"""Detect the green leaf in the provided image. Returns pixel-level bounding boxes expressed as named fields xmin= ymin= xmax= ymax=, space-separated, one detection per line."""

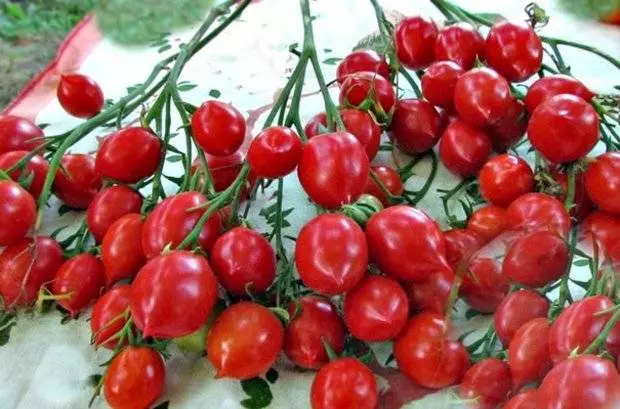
xmin=208 ymin=89 xmax=221 ymax=98
xmin=58 ymin=204 xmax=75 ymax=216
xmin=353 ymin=31 xmax=391 ymax=55
xmin=322 ymin=57 xmax=342 ymax=65
xmin=465 ymin=309 xmax=482 ymax=321
xmin=5 ymin=2 xmax=27 ymax=20
xmin=157 ymin=44 xmax=172 ymax=53
xmin=37 ymin=123 xmax=50 ymax=130
xmin=0 ymin=311 xmax=17 ymax=347
xmin=166 ymin=154 xmax=184 ymax=163
xmin=323 ymin=48 xmax=332 ymax=53
xmin=573 ymin=259 xmax=590 ymax=267
xmin=474 ymin=12 xmax=506 ymax=23
xmin=265 ymin=368 xmax=278 ymax=384
xmin=240 ymin=378 xmax=273 ymax=409
xmin=163 ymin=174 xmax=184 ymax=186
xmin=178 ymin=83 xmax=197 ymax=92
xmin=87 ymin=374 xmax=103 ymax=387
xmin=384 ymin=353 xmax=394 ymax=366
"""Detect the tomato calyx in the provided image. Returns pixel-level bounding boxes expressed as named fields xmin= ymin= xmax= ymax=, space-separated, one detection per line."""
xmin=341 ymin=193 xmax=384 ymax=227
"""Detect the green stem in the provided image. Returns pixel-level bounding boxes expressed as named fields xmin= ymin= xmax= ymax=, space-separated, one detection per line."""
xmin=406 ymin=151 xmax=438 ymax=205
xmin=564 ymin=164 xmax=576 ymax=213
xmin=583 ymin=309 xmax=620 ymax=354
xmin=398 ymin=67 xmax=422 ymax=98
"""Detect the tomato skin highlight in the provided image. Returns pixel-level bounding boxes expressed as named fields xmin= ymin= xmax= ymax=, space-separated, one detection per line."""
xmin=454 ymin=67 xmax=512 ymax=127
xmin=338 ymin=71 xmax=396 ymax=115
xmin=581 ymin=211 xmax=620 ymax=263
xmin=101 ymin=214 xmax=145 ymax=285
xmin=434 ymin=22 xmax=484 ymax=70
xmin=390 ymin=99 xmax=445 ymax=154
xmin=0 ymin=150 xmax=49 ymax=198
xmin=503 ymin=390 xmax=539 ymax=409
xmin=336 ymin=50 xmax=390 ymax=84
xmin=394 ymin=16 xmax=438 ymax=70
xmin=494 ymin=289 xmax=550 ymax=346
xmin=466 ymin=205 xmax=508 ymax=244
xmin=86 ymin=185 xmax=143 ymax=243
xmin=247 ymin=126 xmax=302 ymax=179
xmin=585 ymin=152 xmax=620 ymax=215
xmin=57 ymin=73 xmax=104 ymax=118
xmin=506 ymin=192 xmax=571 ymax=237
xmin=191 ymin=100 xmax=246 ymax=157
xmin=310 ymin=357 xmax=378 ymax=409
xmin=459 ymin=358 xmax=512 ymax=409
xmin=0 ymin=180 xmax=36 ymax=246
xmin=508 ymin=318 xmax=552 ymax=389
xmin=525 ymin=74 xmax=594 ymax=113
xmin=421 ymin=61 xmax=463 ymax=109
xmin=52 ymin=254 xmax=105 ymax=317
xmin=439 ymin=119 xmax=492 ymax=177
xmin=53 ymin=154 xmax=102 ymax=209
xmin=90 ymin=285 xmax=131 ymax=350
xmin=0 ymin=115 xmax=44 ymax=154
xmin=479 ymin=154 xmax=534 ymax=207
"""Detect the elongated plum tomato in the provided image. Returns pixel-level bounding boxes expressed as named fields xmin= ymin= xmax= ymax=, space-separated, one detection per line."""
xmin=95 ymin=127 xmax=162 ymax=183
xmin=439 ymin=119 xmax=492 ymax=177
xmin=0 ymin=236 xmax=63 ymax=308
xmin=421 ymin=61 xmax=464 ymax=109
xmin=466 ymin=205 xmax=508 ymax=243
xmin=310 ymin=358 xmax=378 ymax=409
xmin=283 ymin=296 xmax=345 ymax=369
xmin=527 ymin=94 xmax=599 ymax=164
xmin=0 ymin=150 xmax=49 ymax=198
xmin=503 ymin=390 xmax=539 ymax=409
xmin=366 ymin=205 xmax=451 ymax=282
xmin=394 ymin=16 xmax=438 ymax=70
xmin=210 ymin=227 xmax=276 ymax=296
xmin=0 ymin=180 xmax=36 ymax=246
xmin=247 ymin=126 xmax=302 ymax=179
xmin=191 ymin=100 xmax=246 ymax=157
xmin=479 ymin=154 xmax=534 ymax=207
xmin=338 ymin=71 xmax=396 ymax=115
xmin=506 ymin=192 xmax=570 ymax=237
xmin=344 ymin=275 xmax=409 ymax=342
xmin=407 ymin=268 xmax=454 ymax=315
xmin=51 ymin=254 xmax=105 ymax=317
xmin=0 ymin=115 xmax=44 ymax=154
xmin=460 ymin=257 xmax=508 ymax=313
xmin=52 ymin=154 xmax=102 ymax=209
xmin=390 ymin=99 xmax=445 ymax=154
xmin=443 ymin=228 xmax=483 ymax=270
xmin=394 ymin=312 xmax=470 ymax=389
xmin=86 ymin=185 xmax=143 ymax=243
xmin=459 ymin=358 xmax=512 ymax=409
xmin=103 ymin=346 xmax=165 ymax=409
xmin=525 ymin=74 xmax=594 ymax=113
xmin=57 ymin=73 xmax=104 ymax=118
xmin=485 ymin=21 xmax=542 ymax=82
xmin=131 ymin=251 xmax=217 ymax=338
xmin=585 ymin=152 xmax=620 ymax=215
xmin=295 ymin=213 xmax=367 ymax=295
xmin=336 ymin=50 xmax=390 ymax=84
xmin=494 ymin=290 xmax=550 ymax=346
xmin=581 ymin=211 xmax=620 ymax=263
xmin=486 ymin=98 xmax=528 ymax=152
xmin=207 ymin=302 xmax=284 ymax=380
xmin=454 ymin=68 xmax=512 ymax=127
xmin=102 ymin=214 xmax=145 ymax=285
xmin=297 ymin=132 xmax=369 ymax=209
xmin=90 ymin=285 xmax=131 ymax=349
xmin=364 ymin=165 xmax=403 ymax=207
xmin=434 ymin=22 xmax=484 ymax=70
xmin=508 ymin=318 xmax=552 ymax=389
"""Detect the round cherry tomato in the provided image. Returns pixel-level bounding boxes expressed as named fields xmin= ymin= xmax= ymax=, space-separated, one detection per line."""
xmin=102 ymin=214 xmax=145 ymax=285
xmin=339 ymin=71 xmax=396 ymax=115
xmin=508 ymin=318 xmax=552 ymax=389
xmin=479 ymin=154 xmax=534 ymax=207
xmin=247 ymin=126 xmax=302 ymax=179
xmin=407 ymin=268 xmax=455 ymax=315
xmin=0 ymin=115 xmax=44 ymax=154
xmin=439 ymin=119 xmax=492 ymax=177
xmin=506 ymin=192 xmax=571 ymax=237
xmin=581 ymin=211 xmax=620 ymax=263
xmin=585 ymin=152 xmax=620 ymax=215
xmin=103 ymin=346 xmax=165 ymax=409
xmin=367 ymin=205 xmax=450 ymax=282
xmin=459 ymin=358 xmax=512 ymax=409
xmin=503 ymin=390 xmax=539 ymax=409
xmin=527 ymin=94 xmax=599 ymax=164
xmin=210 ymin=227 xmax=276 ymax=296
xmin=86 ymin=185 xmax=143 ymax=243
xmin=297 ymin=132 xmax=369 ymax=209
xmin=0 ymin=180 xmax=36 ymax=246
xmin=310 ymin=358 xmax=378 ymax=409
xmin=53 ymin=153 xmax=102 ymax=209
xmin=90 ymin=285 xmax=131 ymax=349
xmin=394 ymin=16 xmax=438 ymax=70
xmin=486 ymin=98 xmax=528 ymax=152
xmin=444 ymin=228 xmax=483 ymax=270
xmin=51 ymin=254 xmax=105 ymax=317
xmin=364 ymin=165 xmax=403 ymax=207
xmin=336 ymin=50 xmax=390 ymax=84
xmin=454 ymin=68 xmax=512 ymax=127
xmin=485 ymin=21 xmax=542 ymax=82
xmin=494 ymin=290 xmax=550 ymax=346
xmin=57 ymin=73 xmax=104 ymax=118
xmin=390 ymin=99 xmax=445 ymax=154
xmin=191 ymin=100 xmax=246 ymax=157
xmin=295 ymin=213 xmax=367 ymax=295
xmin=525 ymin=74 xmax=594 ymax=113
xmin=283 ymin=295 xmax=346 ymax=369
xmin=434 ymin=22 xmax=484 ymax=70
xmin=460 ymin=257 xmax=508 ymax=313
xmin=207 ymin=302 xmax=284 ymax=380
xmin=0 ymin=150 xmax=49 ymax=198
xmin=0 ymin=236 xmax=63 ymax=308
xmin=421 ymin=61 xmax=464 ymax=109
xmin=467 ymin=205 xmax=508 ymax=243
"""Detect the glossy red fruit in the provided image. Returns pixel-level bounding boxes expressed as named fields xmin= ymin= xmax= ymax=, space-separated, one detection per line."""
xmin=487 ymin=98 xmax=528 ymax=152
xmin=459 ymin=358 xmax=512 ymax=409
xmin=606 ymin=321 xmax=620 ymax=358
xmin=0 ymin=236 xmax=63 ymax=308
xmin=344 ymin=275 xmax=409 ymax=342
xmin=527 ymin=94 xmax=599 ymax=164
xmin=336 ymin=50 xmax=390 ymax=84
xmin=0 ymin=150 xmax=49 ymax=198
xmin=454 ymin=68 xmax=512 ymax=127
xmin=247 ymin=126 xmax=302 ymax=179
xmin=525 ymin=74 xmax=594 ymax=113
xmin=210 ymin=227 xmax=276 ymax=296
xmin=421 ymin=61 xmax=464 ymax=109
xmin=434 ymin=22 xmax=485 ymax=70
xmin=57 ymin=73 xmax=104 ymax=118
xmin=86 ymin=185 xmax=143 ymax=243
xmin=551 ymin=168 xmax=593 ymax=222
xmin=339 ymin=71 xmax=396 ymax=115
xmin=364 ymin=165 xmax=403 ymax=207
xmin=0 ymin=180 xmax=35 ymax=246
xmin=90 ymin=285 xmax=131 ymax=349
xmin=131 ymin=251 xmax=218 ymax=338
xmin=53 ymin=154 xmax=102 ymax=209
xmin=390 ymin=99 xmax=445 ymax=154
xmin=310 ymin=358 xmax=378 ymax=409
xmin=103 ymin=346 xmax=165 ymax=409
xmin=407 ymin=268 xmax=455 ymax=315
xmin=207 ymin=302 xmax=284 ymax=380
xmin=192 ymin=151 xmax=256 ymax=194
xmin=460 ymin=257 xmax=508 ymax=313
xmin=585 ymin=152 xmax=620 ymax=215
xmin=494 ymin=290 xmax=550 ymax=346
xmin=444 ymin=228 xmax=483 ymax=270
xmin=298 ymin=132 xmax=369 ymax=209
xmin=467 ymin=205 xmax=508 ymax=244
xmin=283 ymin=296 xmax=346 ymax=369
xmin=506 ymin=192 xmax=571 ymax=237
xmin=503 ymin=390 xmax=539 ymax=409
xmin=394 ymin=16 xmax=438 ymax=70
xmin=582 ymin=211 xmax=620 ymax=263
xmin=485 ymin=21 xmax=542 ymax=82
xmin=439 ymin=119 xmax=492 ymax=177
xmin=295 ymin=213 xmax=367 ymax=295
xmin=51 ymin=254 xmax=105 ymax=317
xmin=191 ymin=100 xmax=246 ymax=156
xmin=479 ymin=154 xmax=534 ymax=207
xmin=508 ymin=318 xmax=552 ymax=389
xmin=0 ymin=115 xmax=44 ymax=154
xmin=102 ymin=214 xmax=145 ymax=285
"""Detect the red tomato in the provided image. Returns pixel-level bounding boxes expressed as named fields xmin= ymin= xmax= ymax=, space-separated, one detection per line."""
xmin=479 ymin=154 xmax=534 ymax=207
xmin=581 ymin=211 xmax=620 ymax=263
xmin=485 ymin=21 xmax=542 ymax=82
xmin=551 ymin=167 xmax=593 ymax=222
xmin=210 ymin=227 xmax=276 ymax=296
xmin=90 ymin=285 xmax=131 ymax=349
xmin=460 ymin=257 xmax=508 ymax=313
xmin=101 ymin=214 xmax=145 ymax=285
xmin=444 ymin=228 xmax=484 ymax=270
xmin=310 ymin=358 xmax=378 ymax=409
xmin=394 ymin=16 xmax=438 ymax=70
xmin=297 ymin=132 xmax=369 ymax=209
xmin=503 ymin=390 xmax=539 ymax=409
xmin=407 ymin=268 xmax=455 ymax=315
xmin=421 ymin=61 xmax=464 ymax=109
xmin=57 ymin=73 xmax=104 ymax=118
xmin=103 ymin=346 xmax=165 ymax=409
xmin=459 ymin=358 xmax=512 ymax=409
xmin=192 ymin=152 xmax=256 ymax=194
xmin=508 ymin=318 xmax=552 ymax=388
xmin=53 ymin=154 xmax=102 ymax=209
xmin=191 ymin=100 xmax=246 ymax=157
xmin=525 ymin=74 xmax=594 ymax=113
xmin=606 ymin=321 xmax=620 ymax=358
xmin=454 ymin=68 xmax=512 ymax=127
xmin=283 ymin=296 xmax=346 ymax=369
xmin=390 ymin=99 xmax=445 ymax=154
xmin=0 ymin=236 xmax=63 ymax=308
xmin=585 ymin=152 xmax=620 ymax=215
xmin=0 ymin=150 xmax=49 ymax=198
xmin=247 ymin=126 xmax=302 ymax=179
xmin=207 ymin=302 xmax=284 ymax=380
xmin=506 ymin=192 xmax=571 ymax=237
xmin=130 ymin=251 xmax=218 ymax=338
xmin=51 ymin=254 xmax=105 ymax=317
xmin=0 ymin=115 xmax=44 ymax=154
xmin=0 ymin=180 xmax=36 ymax=246
xmin=439 ymin=119 xmax=492 ymax=177
xmin=86 ymin=185 xmax=143 ymax=243
xmin=486 ymin=98 xmax=528 ymax=152
xmin=295 ymin=213 xmax=367 ymax=295
xmin=494 ymin=289 xmax=550 ymax=346
xmin=527 ymin=94 xmax=599 ymax=164
xmin=434 ymin=22 xmax=484 ymax=70
xmin=336 ymin=50 xmax=390 ymax=84
xmin=466 ymin=205 xmax=508 ymax=244
xmin=364 ymin=165 xmax=403 ymax=207
xmin=339 ymin=71 xmax=396 ymax=115
xmin=394 ymin=312 xmax=470 ymax=389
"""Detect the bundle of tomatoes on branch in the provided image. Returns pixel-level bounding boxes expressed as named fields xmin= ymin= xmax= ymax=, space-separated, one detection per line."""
xmin=0 ymin=0 xmax=619 ymax=408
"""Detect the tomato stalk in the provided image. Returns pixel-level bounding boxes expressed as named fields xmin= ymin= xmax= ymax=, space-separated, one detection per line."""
xmin=582 ymin=308 xmax=620 ymax=354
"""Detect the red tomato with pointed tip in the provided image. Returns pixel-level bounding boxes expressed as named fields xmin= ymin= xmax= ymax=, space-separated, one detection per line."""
xmin=508 ymin=318 xmax=552 ymax=389
xmin=339 ymin=71 xmax=396 ymax=115
xmin=506 ymin=192 xmax=571 ymax=237
xmin=487 ymin=98 xmax=528 ymax=152
xmin=467 ymin=205 xmax=508 ymax=243
xmin=0 ymin=180 xmax=36 ymax=246
xmin=551 ymin=168 xmax=593 ymax=222
xmin=503 ymin=390 xmax=539 ymax=409
xmin=283 ymin=296 xmax=346 ymax=369
xmin=461 ymin=257 xmax=508 ymax=313
xmin=53 ymin=154 xmax=102 ymax=209
xmin=90 ymin=285 xmax=131 ymax=350
xmin=247 ymin=126 xmax=302 ymax=179
xmin=0 ymin=150 xmax=49 ymax=198
xmin=336 ymin=50 xmax=390 ymax=84
xmin=434 ymin=22 xmax=484 ymax=70
xmin=87 ymin=185 xmax=143 ymax=243
xmin=310 ymin=358 xmax=378 ymax=409
xmin=485 ymin=21 xmax=542 ymax=82
xmin=394 ymin=16 xmax=438 ymax=70
xmin=407 ymin=268 xmax=455 ymax=315
xmin=479 ymin=154 xmax=534 ymax=207
xmin=390 ymin=99 xmax=445 ymax=154
xmin=421 ymin=61 xmax=464 ymax=109
xmin=585 ymin=152 xmax=620 ymax=215
xmin=364 ymin=165 xmax=403 ymax=207
xmin=207 ymin=302 xmax=283 ymax=380
xmin=494 ymin=290 xmax=550 ymax=346
xmin=57 ymin=73 xmax=104 ymax=118
xmin=459 ymin=358 xmax=512 ymax=409
xmin=525 ymin=74 xmax=594 ymax=113
xmin=102 ymin=214 xmax=145 ymax=285
xmin=444 ymin=228 xmax=484 ymax=270
xmin=454 ymin=68 xmax=512 ymax=127
xmin=191 ymin=100 xmax=246 ymax=157
xmin=439 ymin=119 xmax=492 ymax=177
xmin=52 ymin=254 xmax=105 ymax=317
xmin=0 ymin=115 xmax=44 ymax=154
xmin=582 ymin=211 xmax=620 ymax=263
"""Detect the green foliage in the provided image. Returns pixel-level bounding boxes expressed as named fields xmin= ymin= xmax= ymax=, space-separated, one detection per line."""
xmin=558 ymin=0 xmax=620 ymax=19
xmin=240 ymin=377 xmax=273 ymax=409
